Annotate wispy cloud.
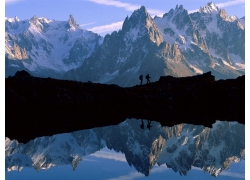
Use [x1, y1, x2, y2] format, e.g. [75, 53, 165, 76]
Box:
[216, 0, 245, 8]
[88, 0, 165, 17]
[188, 0, 245, 14]
[147, 8, 165, 17]
[88, 0, 139, 11]
[107, 171, 144, 180]
[89, 150, 127, 162]
[83, 158, 100, 162]
[5, 0, 23, 5]
[87, 21, 123, 34]
[107, 165, 168, 180]
[86, 0, 165, 34]
[220, 171, 245, 178]
[188, 9, 199, 14]
[80, 22, 97, 27]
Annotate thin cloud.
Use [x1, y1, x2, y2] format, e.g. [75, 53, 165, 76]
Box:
[88, 0, 140, 11]
[88, 0, 165, 17]
[83, 158, 100, 162]
[107, 165, 168, 180]
[150, 165, 169, 173]
[80, 22, 97, 27]
[188, 0, 245, 14]
[5, 0, 23, 5]
[188, 9, 199, 14]
[147, 8, 165, 17]
[107, 171, 144, 180]
[89, 150, 127, 162]
[87, 21, 123, 34]
[216, 0, 245, 8]
[220, 171, 245, 178]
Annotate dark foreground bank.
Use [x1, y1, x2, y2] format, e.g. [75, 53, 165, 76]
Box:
[6, 71, 245, 143]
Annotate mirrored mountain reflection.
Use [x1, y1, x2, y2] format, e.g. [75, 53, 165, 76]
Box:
[5, 119, 245, 177]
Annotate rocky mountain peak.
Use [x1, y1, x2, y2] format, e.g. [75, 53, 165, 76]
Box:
[199, 2, 219, 13]
[68, 14, 77, 28]
[29, 15, 38, 24]
[129, 6, 151, 25]
[219, 9, 230, 20]
[14, 16, 20, 22]
[122, 6, 163, 45]
[175, 4, 184, 10]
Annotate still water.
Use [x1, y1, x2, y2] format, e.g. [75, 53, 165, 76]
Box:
[5, 119, 245, 179]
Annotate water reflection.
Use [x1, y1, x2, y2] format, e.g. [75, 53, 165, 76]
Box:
[5, 119, 245, 178]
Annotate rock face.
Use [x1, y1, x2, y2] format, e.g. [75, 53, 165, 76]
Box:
[64, 6, 196, 86]
[5, 15, 103, 78]
[5, 119, 245, 178]
[64, 3, 244, 86]
[5, 70, 245, 143]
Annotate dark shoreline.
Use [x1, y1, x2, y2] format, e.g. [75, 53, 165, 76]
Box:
[6, 71, 245, 143]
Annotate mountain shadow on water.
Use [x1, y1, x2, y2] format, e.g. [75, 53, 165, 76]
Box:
[5, 70, 245, 143]
[5, 119, 245, 177]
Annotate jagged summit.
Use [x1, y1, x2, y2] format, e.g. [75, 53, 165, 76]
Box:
[175, 4, 184, 10]
[199, 2, 219, 13]
[128, 6, 152, 26]
[136, 5, 147, 13]
[5, 16, 20, 23]
[14, 16, 19, 22]
[122, 5, 163, 45]
[29, 15, 38, 23]
[68, 14, 77, 28]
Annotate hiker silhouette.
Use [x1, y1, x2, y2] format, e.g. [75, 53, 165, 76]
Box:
[146, 74, 151, 84]
[140, 120, 144, 129]
[147, 120, 152, 130]
[139, 74, 143, 85]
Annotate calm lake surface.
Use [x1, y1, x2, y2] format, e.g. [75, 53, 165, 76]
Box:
[5, 119, 245, 179]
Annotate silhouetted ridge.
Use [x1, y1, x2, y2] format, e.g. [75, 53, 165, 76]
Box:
[6, 70, 244, 143]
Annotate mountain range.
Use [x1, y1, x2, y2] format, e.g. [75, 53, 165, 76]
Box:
[5, 2, 245, 87]
[5, 15, 103, 78]
[5, 119, 245, 177]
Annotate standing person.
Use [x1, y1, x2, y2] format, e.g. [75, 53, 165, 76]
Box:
[146, 73, 151, 84]
[147, 120, 152, 130]
[139, 74, 143, 85]
[140, 120, 144, 129]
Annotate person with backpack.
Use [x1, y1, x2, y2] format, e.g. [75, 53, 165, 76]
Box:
[147, 120, 152, 130]
[140, 120, 144, 129]
[146, 73, 151, 84]
[139, 74, 143, 85]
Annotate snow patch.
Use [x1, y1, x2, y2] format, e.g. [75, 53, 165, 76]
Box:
[188, 64, 203, 74]
[222, 60, 236, 70]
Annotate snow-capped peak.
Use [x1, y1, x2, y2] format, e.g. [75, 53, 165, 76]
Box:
[122, 6, 163, 45]
[199, 2, 219, 13]
[14, 16, 19, 22]
[38, 17, 51, 24]
[30, 15, 38, 22]
[5, 16, 20, 23]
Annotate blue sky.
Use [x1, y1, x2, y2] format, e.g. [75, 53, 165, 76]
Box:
[5, 0, 245, 36]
